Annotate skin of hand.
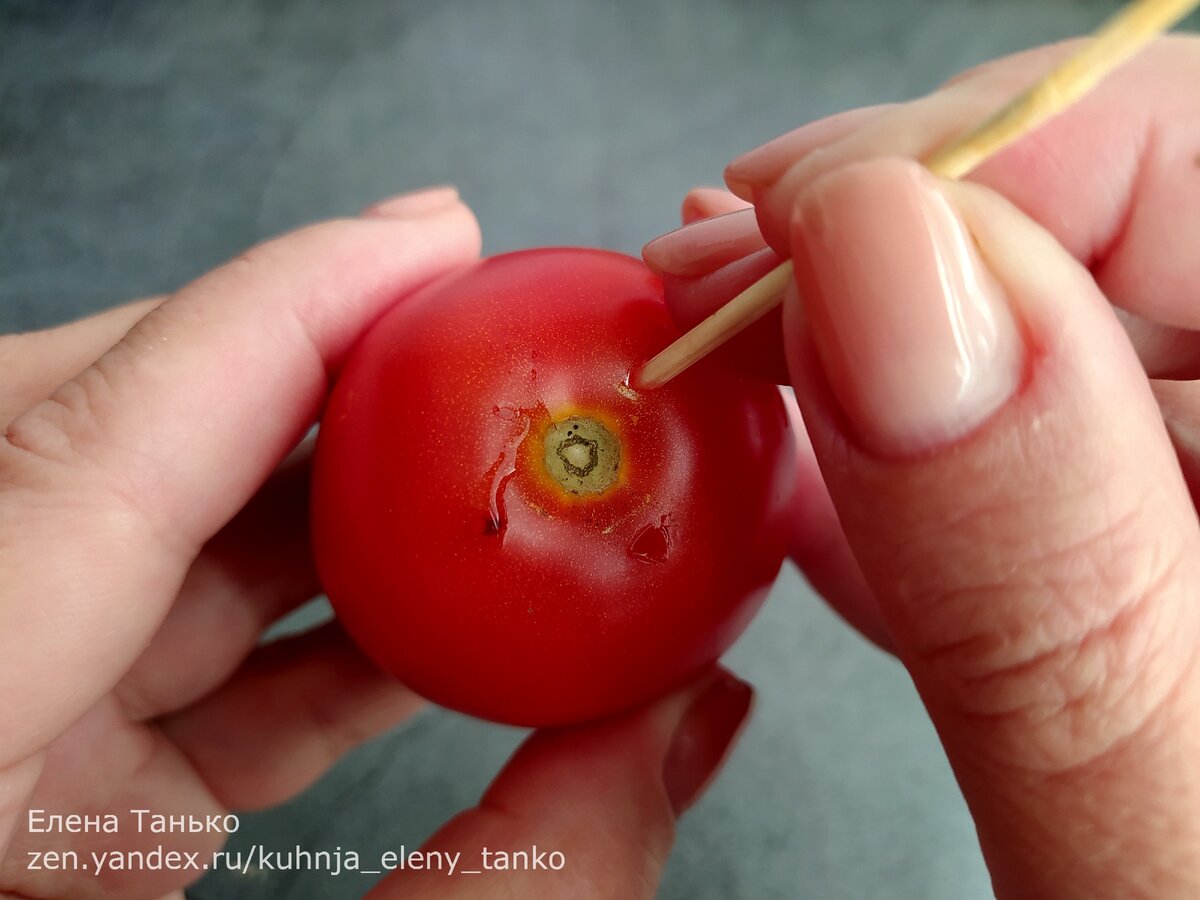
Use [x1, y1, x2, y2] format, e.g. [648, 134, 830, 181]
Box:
[0, 189, 753, 900]
[646, 34, 1200, 899]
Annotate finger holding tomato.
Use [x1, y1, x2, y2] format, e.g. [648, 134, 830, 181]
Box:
[645, 38, 1200, 897]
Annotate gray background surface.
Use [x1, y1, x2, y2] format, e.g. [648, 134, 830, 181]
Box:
[3, 1, 1194, 898]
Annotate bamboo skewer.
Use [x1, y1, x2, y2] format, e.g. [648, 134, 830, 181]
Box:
[629, 0, 1199, 392]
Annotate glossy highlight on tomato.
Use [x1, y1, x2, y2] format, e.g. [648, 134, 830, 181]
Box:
[312, 248, 796, 726]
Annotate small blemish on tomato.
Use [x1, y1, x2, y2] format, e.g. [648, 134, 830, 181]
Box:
[629, 515, 673, 564]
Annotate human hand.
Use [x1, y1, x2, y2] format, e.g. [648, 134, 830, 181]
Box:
[645, 35, 1200, 898]
[0, 188, 751, 900]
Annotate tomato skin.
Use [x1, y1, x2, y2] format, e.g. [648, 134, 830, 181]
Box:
[312, 248, 795, 727]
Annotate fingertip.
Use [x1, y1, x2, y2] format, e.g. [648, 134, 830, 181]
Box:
[373, 195, 482, 254]
[725, 105, 897, 238]
[723, 169, 756, 202]
[641, 208, 765, 279]
[489, 666, 745, 817]
[432, 197, 483, 258]
[681, 186, 752, 224]
[357, 191, 482, 266]
[662, 672, 753, 815]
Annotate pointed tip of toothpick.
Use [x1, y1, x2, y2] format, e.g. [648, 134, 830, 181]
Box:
[631, 260, 793, 392]
[615, 378, 642, 400]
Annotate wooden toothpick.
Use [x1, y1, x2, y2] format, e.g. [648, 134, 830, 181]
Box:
[629, 0, 1199, 391]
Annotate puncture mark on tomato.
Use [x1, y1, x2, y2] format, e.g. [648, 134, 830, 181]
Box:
[629, 514, 673, 564]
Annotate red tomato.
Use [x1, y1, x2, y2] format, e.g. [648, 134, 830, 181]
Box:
[312, 248, 796, 726]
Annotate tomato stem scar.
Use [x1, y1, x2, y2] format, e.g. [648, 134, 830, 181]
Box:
[542, 416, 620, 495]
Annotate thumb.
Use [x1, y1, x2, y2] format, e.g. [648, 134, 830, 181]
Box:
[786, 158, 1200, 897]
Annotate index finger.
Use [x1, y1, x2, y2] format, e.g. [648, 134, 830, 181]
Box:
[0, 199, 480, 765]
[738, 35, 1200, 331]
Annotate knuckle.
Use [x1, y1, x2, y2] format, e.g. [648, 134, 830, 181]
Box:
[0, 334, 29, 424]
[0, 332, 53, 427]
[1, 355, 188, 560]
[903, 498, 1197, 774]
[3, 359, 120, 469]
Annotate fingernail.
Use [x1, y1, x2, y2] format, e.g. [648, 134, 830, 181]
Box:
[642, 208, 766, 278]
[362, 185, 460, 219]
[727, 128, 827, 185]
[726, 106, 889, 196]
[663, 673, 753, 815]
[793, 160, 1021, 455]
